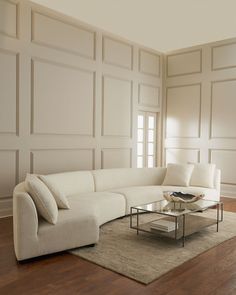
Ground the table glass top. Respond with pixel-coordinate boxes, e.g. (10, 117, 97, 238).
(133, 199, 220, 217)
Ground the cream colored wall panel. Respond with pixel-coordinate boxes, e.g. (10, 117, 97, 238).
(139, 49, 160, 77)
(211, 80, 236, 138)
(0, 0, 17, 38)
(0, 50, 18, 134)
(101, 148, 131, 168)
(32, 11, 95, 59)
(32, 59, 94, 135)
(167, 50, 202, 77)
(212, 42, 236, 70)
(102, 76, 132, 137)
(139, 83, 159, 107)
(103, 36, 133, 69)
(211, 150, 236, 185)
(166, 84, 201, 138)
(166, 148, 199, 164)
(31, 149, 94, 174)
(0, 150, 18, 198)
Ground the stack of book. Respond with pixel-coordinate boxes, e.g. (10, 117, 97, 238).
(150, 219, 178, 232)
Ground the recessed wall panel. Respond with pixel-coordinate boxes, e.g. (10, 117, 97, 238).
(211, 80, 236, 138)
(139, 83, 159, 107)
(32, 59, 94, 135)
(211, 150, 236, 185)
(103, 36, 133, 69)
(0, 0, 17, 38)
(139, 49, 160, 77)
(31, 149, 94, 175)
(0, 150, 17, 197)
(212, 43, 236, 70)
(166, 84, 201, 138)
(166, 148, 199, 164)
(0, 50, 17, 134)
(102, 148, 131, 168)
(32, 12, 95, 59)
(167, 50, 201, 77)
(102, 76, 132, 137)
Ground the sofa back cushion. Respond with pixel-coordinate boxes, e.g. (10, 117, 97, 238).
(40, 171, 95, 197)
(93, 168, 166, 191)
(162, 163, 194, 187)
(190, 163, 216, 188)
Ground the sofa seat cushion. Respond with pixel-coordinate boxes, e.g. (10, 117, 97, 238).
(109, 186, 163, 214)
(67, 192, 126, 225)
(161, 186, 220, 201)
(37, 200, 99, 255)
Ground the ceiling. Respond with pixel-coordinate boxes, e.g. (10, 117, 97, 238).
(32, 0, 236, 53)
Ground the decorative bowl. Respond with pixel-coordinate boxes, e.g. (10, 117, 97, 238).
(163, 191, 204, 203)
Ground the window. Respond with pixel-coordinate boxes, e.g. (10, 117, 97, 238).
(137, 112, 157, 168)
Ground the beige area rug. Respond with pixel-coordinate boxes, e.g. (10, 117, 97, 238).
(70, 211, 236, 284)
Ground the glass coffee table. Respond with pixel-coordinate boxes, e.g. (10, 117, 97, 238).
(130, 199, 223, 246)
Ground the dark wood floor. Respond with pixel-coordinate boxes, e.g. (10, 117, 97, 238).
(0, 197, 236, 295)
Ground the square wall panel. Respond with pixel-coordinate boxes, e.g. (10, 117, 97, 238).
(211, 80, 236, 138)
(167, 50, 202, 77)
(0, 50, 17, 134)
(102, 76, 132, 137)
(31, 149, 94, 174)
(139, 49, 160, 77)
(166, 148, 199, 164)
(166, 84, 201, 138)
(0, 150, 17, 197)
(32, 59, 94, 135)
(139, 83, 159, 107)
(103, 36, 133, 69)
(102, 148, 131, 168)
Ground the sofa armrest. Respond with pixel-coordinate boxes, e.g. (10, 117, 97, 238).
(13, 188, 39, 260)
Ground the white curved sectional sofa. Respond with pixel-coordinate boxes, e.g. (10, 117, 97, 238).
(13, 167, 221, 261)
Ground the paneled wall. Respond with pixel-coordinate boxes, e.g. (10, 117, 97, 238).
(164, 38, 236, 197)
(0, 0, 162, 217)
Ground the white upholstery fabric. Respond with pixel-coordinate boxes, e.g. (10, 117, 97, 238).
(24, 174, 58, 224)
(40, 175, 70, 209)
(110, 186, 163, 214)
(67, 192, 126, 225)
(39, 171, 95, 197)
(162, 163, 194, 187)
(93, 168, 166, 191)
(161, 186, 220, 201)
(190, 163, 216, 188)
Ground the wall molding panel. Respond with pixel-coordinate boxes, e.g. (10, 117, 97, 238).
(0, 1, 163, 217)
(0, 0, 18, 39)
(139, 49, 160, 77)
(102, 36, 133, 70)
(31, 10, 96, 59)
(212, 42, 236, 71)
(101, 148, 132, 169)
(167, 49, 202, 77)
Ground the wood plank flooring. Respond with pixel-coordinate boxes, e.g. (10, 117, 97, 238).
(0, 197, 236, 295)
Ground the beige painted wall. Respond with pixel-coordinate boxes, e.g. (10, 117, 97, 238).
(164, 38, 236, 198)
(0, 0, 162, 217)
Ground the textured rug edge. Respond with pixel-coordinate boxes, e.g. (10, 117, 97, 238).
(69, 235, 236, 285)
